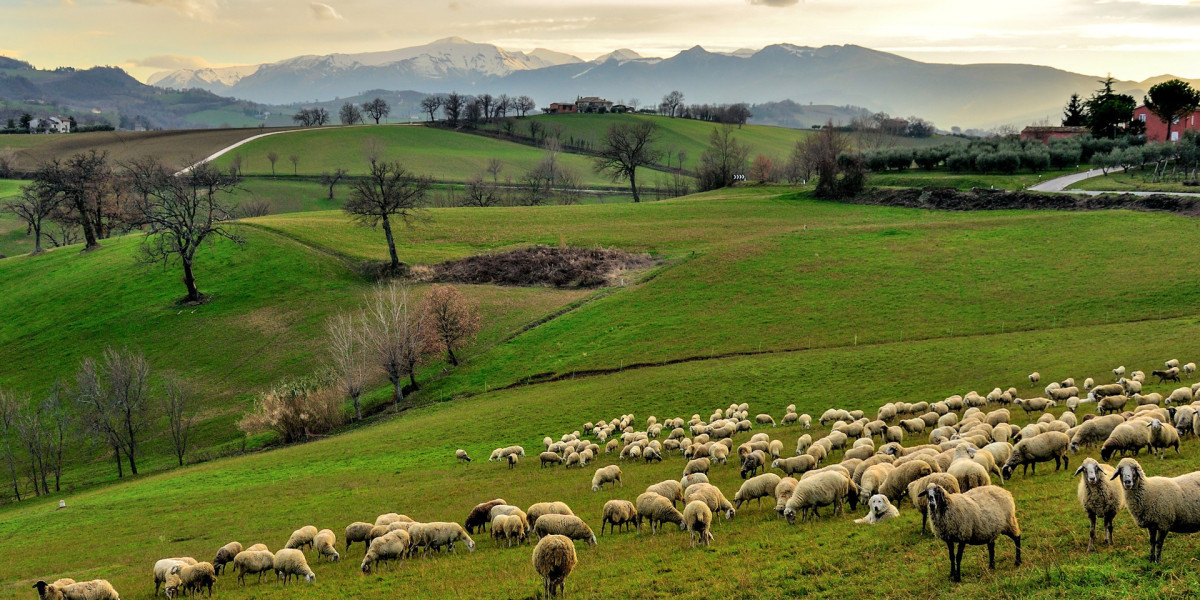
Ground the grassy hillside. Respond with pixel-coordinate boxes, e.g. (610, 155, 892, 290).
(8, 128, 297, 172)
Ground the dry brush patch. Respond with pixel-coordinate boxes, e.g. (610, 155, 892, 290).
(413, 245, 654, 288)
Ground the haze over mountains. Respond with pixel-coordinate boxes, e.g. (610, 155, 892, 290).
(144, 37, 1198, 129)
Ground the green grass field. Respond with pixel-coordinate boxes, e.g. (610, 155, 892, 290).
(1068, 169, 1200, 193)
(870, 168, 1086, 190)
(8, 128, 298, 172)
(6, 181, 1200, 598)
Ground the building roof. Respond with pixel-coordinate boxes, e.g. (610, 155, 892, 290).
(1020, 126, 1088, 134)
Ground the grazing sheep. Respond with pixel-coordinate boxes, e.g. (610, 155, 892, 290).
(272, 549, 315, 585)
(527, 502, 575, 526)
(360, 530, 410, 573)
(799, 414, 812, 429)
(1147, 419, 1181, 458)
(683, 501, 715, 547)
(680, 473, 710, 494)
(466, 499, 509, 534)
(734, 473, 782, 509)
(684, 457, 711, 477)
(284, 526, 318, 551)
(1113, 458, 1200, 562)
(177, 563, 216, 597)
(532, 535, 576, 598)
(878, 461, 934, 503)
(740, 451, 767, 479)
(344, 522, 375, 554)
(153, 559, 190, 596)
(1167, 387, 1193, 405)
(909, 473, 961, 533)
(1074, 458, 1124, 551)
(685, 483, 736, 521)
(768, 439, 783, 459)
(211, 542, 242, 576)
(1002, 431, 1070, 479)
(1100, 423, 1152, 461)
(601, 500, 638, 535)
(1015, 397, 1056, 415)
(1186, 363, 1197, 378)
(920, 483, 1021, 582)
(855, 494, 900, 524)
(456, 448, 472, 463)
(591, 465, 623, 492)
(859, 463, 897, 504)
(1153, 369, 1181, 384)
(232, 551, 274, 586)
(1097, 395, 1130, 415)
(645, 479, 684, 506)
(1113, 366, 1126, 379)
(756, 413, 776, 427)
(508, 453, 519, 469)
(1028, 372, 1040, 384)
(636, 492, 685, 533)
(795, 434, 813, 455)
(774, 477, 799, 516)
(409, 522, 477, 555)
(783, 471, 858, 523)
(33, 581, 120, 600)
(540, 452, 564, 468)
(533, 514, 597, 547)
(1070, 414, 1126, 452)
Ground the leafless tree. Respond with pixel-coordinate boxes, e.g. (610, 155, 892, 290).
(363, 98, 390, 125)
(340, 102, 363, 126)
(74, 347, 152, 477)
(15, 400, 49, 495)
(514, 95, 536, 118)
(267, 152, 279, 176)
(344, 159, 431, 274)
(319, 168, 348, 200)
(162, 375, 195, 466)
(31, 151, 114, 251)
(229, 154, 244, 177)
(556, 168, 583, 205)
(3, 181, 63, 254)
(289, 154, 299, 175)
(661, 90, 684, 118)
(443, 92, 464, 127)
(420, 96, 442, 122)
(594, 121, 663, 202)
(41, 382, 69, 492)
(628, 98, 640, 112)
(486, 157, 503, 182)
(422, 284, 480, 366)
(125, 158, 242, 304)
(0, 390, 23, 500)
(494, 94, 510, 119)
(463, 175, 500, 207)
(326, 312, 372, 421)
(697, 125, 751, 191)
(362, 283, 428, 407)
(813, 120, 864, 198)
(478, 94, 494, 123)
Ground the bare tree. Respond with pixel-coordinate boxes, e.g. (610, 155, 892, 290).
(443, 92, 464, 127)
(661, 90, 684, 118)
(593, 121, 663, 202)
(362, 283, 428, 406)
(697, 125, 751, 191)
(326, 312, 372, 421)
(478, 94, 494, 123)
(289, 154, 299, 176)
(514, 95, 536, 118)
(556, 168, 583, 205)
(422, 285, 481, 366)
(74, 348, 152, 476)
(486, 157, 503, 182)
(3, 181, 62, 254)
(813, 121, 864, 199)
(31, 151, 114, 251)
(162, 376, 195, 466)
(41, 382, 69, 492)
(339, 102, 363, 126)
(344, 159, 431, 274)
(462, 175, 500, 207)
(420, 96, 442, 122)
(628, 98, 640, 112)
(319, 168, 348, 200)
(267, 152, 279, 176)
(125, 159, 243, 304)
(0, 390, 21, 501)
(363, 98, 391, 125)
(15, 400, 48, 495)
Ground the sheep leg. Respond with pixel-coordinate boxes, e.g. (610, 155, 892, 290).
(954, 542, 966, 582)
(1104, 515, 1114, 546)
(987, 541, 996, 569)
(945, 541, 957, 582)
(1087, 513, 1097, 552)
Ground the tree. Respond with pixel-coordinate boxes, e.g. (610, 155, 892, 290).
(289, 154, 299, 175)
(38, 383, 69, 493)
(478, 94, 494, 123)
(1086, 77, 1137, 139)
(267, 151, 279, 176)
(19, 113, 32, 130)
(420, 96, 442, 122)
(4, 181, 63, 254)
(1062, 93, 1087, 126)
(494, 94, 510, 119)
(339, 101, 363, 125)
(728, 103, 752, 128)
(593, 121, 663, 202)
(464, 98, 483, 127)
(162, 376, 194, 466)
(661, 90, 684, 118)
(74, 347, 151, 477)
(749, 154, 776, 183)
(0, 390, 23, 501)
(812, 121, 865, 199)
(422, 284, 481, 366)
(292, 108, 313, 126)
(319, 168, 347, 200)
(344, 159, 431, 274)
(363, 98, 390, 125)
(443, 92, 464, 127)
(15, 400, 49, 496)
(125, 158, 243, 304)
(1145, 79, 1200, 142)
(697, 125, 751, 191)
(31, 151, 114, 251)
(462, 175, 500, 207)
(312, 108, 330, 126)
(514, 95, 536, 118)
(362, 283, 428, 406)
(486, 157, 503, 182)
(326, 312, 372, 421)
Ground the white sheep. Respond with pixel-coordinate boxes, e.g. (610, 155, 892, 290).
(272, 549, 315, 585)
(1147, 419, 1181, 459)
(1074, 457, 1123, 551)
(683, 500, 714, 547)
(734, 473, 782, 510)
(591, 465, 623, 492)
(532, 535, 576, 598)
(920, 483, 1021, 582)
(1113, 458, 1200, 562)
(232, 550, 274, 586)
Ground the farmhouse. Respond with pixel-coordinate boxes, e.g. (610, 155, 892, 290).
(1020, 126, 1087, 144)
(543, 96, 616, 114)
(28, 116, 70, 134)
(1133, 105, 1200, 142)
(544, 102, 578, 115)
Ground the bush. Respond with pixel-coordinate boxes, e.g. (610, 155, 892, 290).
(1048, 144, 1081, 169)
(1021, 148, 1050, 172)
(865, 151, 889, 172)
(237, 376, 346, 444)
(914, 148, 947, 170)
(885, 149, 913, 171)
(946, 152, 975, 172)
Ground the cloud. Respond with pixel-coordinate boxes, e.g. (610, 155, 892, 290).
(747, 0, 799, 6)
(117, 0, 218, 20)
(309, 2, 344, 21)
(128, 54, 212, 70)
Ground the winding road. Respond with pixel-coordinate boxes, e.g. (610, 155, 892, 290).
(1029, 167, 1200, 197)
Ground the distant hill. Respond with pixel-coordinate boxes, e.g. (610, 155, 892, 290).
(747, 100, 871, 129)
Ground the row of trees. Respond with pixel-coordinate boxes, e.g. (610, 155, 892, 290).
(1063, 77, 1200, 140)
(425, 93, 537, 128)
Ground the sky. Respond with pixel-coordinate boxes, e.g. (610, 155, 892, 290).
(2, 0, 1199, 82)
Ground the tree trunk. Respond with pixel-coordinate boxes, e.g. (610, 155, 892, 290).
(391, 376, 404, 404)
(352, 393, 361, 421)
(408, 371, 419, 390)
(32, 221, 42, 254)
(629, 168, 640, 203)
(4, 451, 20, 502)
(381, 215, 401, 272)
(182, 258, 200, 303)
(1166, 121, 1173, 143)
(446, 347, 459, 366)
(125, 423, 138, 476)
(113, 442, 123, 478)
(28, 455, 39, 496)
(74, 199, 100, 250)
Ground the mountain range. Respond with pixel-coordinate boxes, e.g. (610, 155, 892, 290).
(147, 38, 1200, 129)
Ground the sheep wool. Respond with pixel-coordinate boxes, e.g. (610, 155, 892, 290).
(232, 550, 274, 586)
(212, 542, 242, 576)
(313, 529, 340, 562)
(921, 483, 1021, 582)
(33, 581, 120, 600)
(683, 500, 715, 547)
(1113, 458, 1200, 562)
(591, 465, 623, 492)
(684, 483, 736, 521)
(1074, 458, 1124, 551)
(532, 514, 597, 546)
(272, 549, 315, 585)
(360, 530, 410, 573)
(284, 525, 318, 551)
(601, 499, 638, 535)
(532, 535, 577, 598)
(734, 473, 782, 509)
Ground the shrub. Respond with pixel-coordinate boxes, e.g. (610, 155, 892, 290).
(865, 151, 889, 172)
(1048, 144, 1081, 169)
(885, 149, 913, 171)
(1021, 148, 1051, 172)
(914, 148, 947, 170)
(946, 152, 975, 172)
(237, 375, 346, 444)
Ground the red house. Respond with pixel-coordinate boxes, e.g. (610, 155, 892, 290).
(1134, 105, 1200, 142)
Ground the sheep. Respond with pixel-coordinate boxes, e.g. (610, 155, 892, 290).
(684, 483, 736, 521)
(740, 451, 767, 479)
(948, 448, 991, 492)
(908, 473, 960, 533)
(527, 502, 575, 526)
(636, 492, 685, 533)
(177, 563, 216, 597)
(1153, 369, 1182, 384)
(1028, 372, 1040, 384)
(533, 514, 597, 547)
(878, 461, 933, 503)
(508, 453, 519, 469)
(680, 473, 710, 493)
(367, 525, 390, 544)
(981, 442, 1012, 470)
(859, 463, 896, 504)
(1186, 363, 1197, 378)
(1073, 457, 1124, 551)
(756, 413, 776, 427)
(684, 457, 711, 477)
(783, 471, 858, 523)
(1167, 387, 1193, 405)
(767, 439, 784, 459)
(1147, 419, 1181, 459)
(1002, 431, 1070, 479)
(1113, 366, 1126, 379)
(209, 542, 242, 576)
(1100, 422, 1152, 461)
(540, 452, 564, 468)
(1113, 458, 1200, 562)
(272, 549, 315, 585)
(782, 413, 798, 425)
(683, 501, 715, 547)
(532, 535, 577, 598)
(734, 473, 782, 509)
(774, 477, 799, 516)
(601, 500, 638, 535)
(589, 464, 623, 493)
(284, 525, 317, 551)
(855, 494, 901, 524)
(409, 522, 477, 555)
(153, 559, 190, 597)
(466, 499, 509, 534)
(33, 581, 120, 600)
(1050, 386, 1079, 401)
(1098, 395, 1130, 415)
(798, 414, 812, 429)
(920, 483, 1021, 582)
(1122, 379, 1143, 395)
(360, 530, 410, 573)
(795, 434, 812, 455)
(884, 426, 905, 444)
(1070, 414, 1125, 452)
(232, 550, 274, 586)
(455, 448, 471, 463)
(309, 529, 339, 563)
(1015, 397, 1056, 415)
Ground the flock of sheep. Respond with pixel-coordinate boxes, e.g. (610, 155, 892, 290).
(28, 359, 1200, 598)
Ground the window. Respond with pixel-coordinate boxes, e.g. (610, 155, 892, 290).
(1139, 114, 1146, 122)
(1172, 132, 1180, 141)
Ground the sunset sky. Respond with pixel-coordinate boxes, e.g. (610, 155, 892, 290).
(3, 0, 1199, 82)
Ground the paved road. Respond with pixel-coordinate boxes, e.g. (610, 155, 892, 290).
(1028, 167, 1124, 192)
(175, 122, 421, 175)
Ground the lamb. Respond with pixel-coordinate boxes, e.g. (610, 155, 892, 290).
(313, 529, 339, 563)
(855, 494, 900, 524)
(532, 535, 577, 598)
(177, 563, 216, 597)
(466, 498, 509, 534)
(920, 483, 1021, 582)
(1002, 431, 1070, 479)
(533, 514, 597, 546)
(360, 530, 410, 573)
(33, 581, 120, 600)
(408, 522, 477, 555)
(583, 465, 622, 493)
(684, 483, 736, 521)
(1074, 457, 1123, 551)
(232, 550, 274, 586)
(284, 525, 318, 551)
(878, 461, 933, 503)
(734, 473, 782, 509)
(508, 453, 519, 469)
(783, 471, 858, 523)
(272, 549, 315, 585)
(527, 502, 575, 526)
(1112, 458, 1200, 562)
(456, 448, 472, 462)
(684, 457, 711, 477)
(635, 492, 685, 533)
(1100, 422, 1152, 461)
(645, 479, 684, 506)
(1147, 419, 1181, 458)
(908, 473, 961, 533)
(683, 501, 715, 547)
(211, 542, 242, 576)
(601, 499, 638, 535)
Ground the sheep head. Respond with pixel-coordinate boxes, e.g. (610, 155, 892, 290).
(1112, 458, 1144, 490)
(918, 483, 948, 516)
(1074, 458, 1103, 484)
